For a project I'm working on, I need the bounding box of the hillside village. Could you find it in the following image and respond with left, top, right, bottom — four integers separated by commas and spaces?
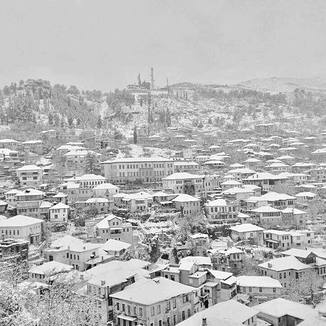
1, 74, 326, 325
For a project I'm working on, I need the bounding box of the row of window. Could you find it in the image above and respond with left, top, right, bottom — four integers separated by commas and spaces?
2, 229, 20, 235
115, 163, 172, 169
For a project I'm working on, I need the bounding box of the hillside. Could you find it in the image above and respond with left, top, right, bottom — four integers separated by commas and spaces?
0, 78, 325, 142
236, 76, 326, 94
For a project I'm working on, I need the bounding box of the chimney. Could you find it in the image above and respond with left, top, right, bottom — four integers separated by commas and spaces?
101, 280, 105, 286
202, 318, 207, 326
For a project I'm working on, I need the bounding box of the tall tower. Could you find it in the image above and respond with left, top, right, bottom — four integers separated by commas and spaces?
150, 67, 154, 90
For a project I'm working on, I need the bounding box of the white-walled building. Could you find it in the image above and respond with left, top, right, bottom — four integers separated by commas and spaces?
0, 215, 43, 244
172, 194, 201, 217
49, 202, 69, 223
102, 157, 174, 184
16, 165, 43, 187
94, 214, 134, 245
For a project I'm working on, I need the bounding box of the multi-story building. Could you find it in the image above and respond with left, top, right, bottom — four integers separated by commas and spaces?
252, 206, 282, 226
111, 277, 201, 326
16, 164, 43, 187
258, 256, 312, 288
0, 138, 20, 150
169, 194, 200, 217
114, 192, 153, 213
67, 174, 107, 189
229, 223, 264, 245
237, 276, 282, 303
288, 230, 314, 248
243, 172, 288, 193
15, 188, 45, 217
0, 215, 43, 244
204, 198, 239, 225
281, 207, 307, 227
163, 172, 219, 197
85, 259, 151, 324
173, 161, 200, 173
161, 262, 220, 308
22, 140, 43, 154
102, 157, 174, 184
49, 202, 69, 223
94, 214, 134, 245
263, 230, 291, 250
44, 235, 102, 271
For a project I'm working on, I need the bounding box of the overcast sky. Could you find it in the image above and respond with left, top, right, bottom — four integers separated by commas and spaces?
1, 0, 326, 90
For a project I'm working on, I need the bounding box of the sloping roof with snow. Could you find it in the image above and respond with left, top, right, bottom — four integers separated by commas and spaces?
230, 223, 264, 233
0, 215, 43, 227
237, 276, 282, 288
172, 194, 200, 202
177, 300, 257, 326
111, 277, 195, 305
259, 256, 311, 271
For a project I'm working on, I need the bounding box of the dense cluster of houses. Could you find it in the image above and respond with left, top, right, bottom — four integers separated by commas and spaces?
1, 128, 326, 325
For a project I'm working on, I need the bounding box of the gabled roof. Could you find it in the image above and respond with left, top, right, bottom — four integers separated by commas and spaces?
49, 202, 69, 210
172, 194, 200, 202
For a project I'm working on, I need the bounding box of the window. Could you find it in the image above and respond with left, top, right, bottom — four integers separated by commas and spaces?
273, 288, 276, 293
151, 306, 155, 316
259, 287, 262, 293
117, 302, 120, 310
182, 311, 185, 321
173, 298, 176, 308
122, 304, 125, 312
157, 305, 161, 314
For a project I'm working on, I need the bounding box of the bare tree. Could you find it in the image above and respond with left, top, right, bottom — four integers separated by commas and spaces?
284, 270, 323, 305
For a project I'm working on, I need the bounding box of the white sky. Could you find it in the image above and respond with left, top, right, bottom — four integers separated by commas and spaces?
1, 0, 326, 90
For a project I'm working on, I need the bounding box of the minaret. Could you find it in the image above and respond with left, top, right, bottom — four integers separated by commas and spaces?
150, 67, 154, 90
137, 73, 141, 86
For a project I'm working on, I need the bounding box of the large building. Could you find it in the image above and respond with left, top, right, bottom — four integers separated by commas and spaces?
111, 277, 201, 326
162, 172, 219, 197
0, 215, 43, 244
102, 157, 174, 184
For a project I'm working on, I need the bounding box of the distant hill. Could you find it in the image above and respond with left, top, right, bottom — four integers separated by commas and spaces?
236, 77, 326, 94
